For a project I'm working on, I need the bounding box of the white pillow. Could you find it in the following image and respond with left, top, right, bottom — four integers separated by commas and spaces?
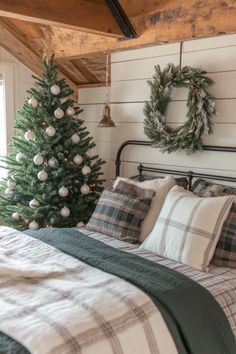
140, 185, 234, 272
113, 176, 176, 243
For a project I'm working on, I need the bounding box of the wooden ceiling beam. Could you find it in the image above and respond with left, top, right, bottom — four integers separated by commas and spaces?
0, 0, 122, 37
0, 20, 78, 100
71, 59, 101, 84
52, 0, 236, 59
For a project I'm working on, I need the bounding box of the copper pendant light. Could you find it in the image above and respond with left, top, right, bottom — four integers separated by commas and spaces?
98, 55, 116, 128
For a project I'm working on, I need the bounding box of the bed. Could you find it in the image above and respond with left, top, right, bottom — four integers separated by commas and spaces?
0, 140, 235, 354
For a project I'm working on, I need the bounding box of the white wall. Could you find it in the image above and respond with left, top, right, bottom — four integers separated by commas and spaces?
0, 47, 35, 142
79, 34, 236, 184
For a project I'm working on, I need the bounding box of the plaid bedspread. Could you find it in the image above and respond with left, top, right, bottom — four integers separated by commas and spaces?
81, 228, 236, 337
0, 226, 177, 354
0, 226, 235, 354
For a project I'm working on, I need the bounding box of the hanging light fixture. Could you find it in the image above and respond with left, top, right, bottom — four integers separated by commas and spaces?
98, 54, 116, 128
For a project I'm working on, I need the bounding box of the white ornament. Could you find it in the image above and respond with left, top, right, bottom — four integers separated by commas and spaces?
45, 126, 56, 137
76, 221, 85, 228
37, 170, 48, 181
5, 188, 13, 197
16, 152, 24, 162
59, 186, 69, 197
71, 133, 80, 144
50, 84, 61, 96
82, 165, 91, 175
73, 154, 83, 165
29, 221, 39, 230
60, 97, 67, 104
66, 107, 75, 116
29, 199, 40, 208
7, 180, 16, 189
12, 212, 20, 220
60, 207, 70, 217
54, 108, 64, 119
48, 157, 58, 168
33, 154, 44, 166
24, 130, 34, 141
86, 149, 92, 156
81, 184, 90, 195
28, 97, 38, 108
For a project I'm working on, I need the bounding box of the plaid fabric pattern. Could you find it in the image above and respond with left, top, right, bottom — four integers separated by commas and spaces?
81, 228, 236, 337
192, 179, 236, 268
86, 182, 155, 243
141, 186, 234, 272
113, 176, 176, 243
0, 226, 178, 354
130, 174, 189, 189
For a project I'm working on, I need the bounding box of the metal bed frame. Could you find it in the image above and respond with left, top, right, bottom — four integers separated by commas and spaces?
115, 140, 236, 190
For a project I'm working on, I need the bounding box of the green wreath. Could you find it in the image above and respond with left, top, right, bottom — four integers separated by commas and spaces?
143, 64, 216, 154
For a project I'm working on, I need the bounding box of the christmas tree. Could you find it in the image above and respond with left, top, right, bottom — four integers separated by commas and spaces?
0, 55, 105, 230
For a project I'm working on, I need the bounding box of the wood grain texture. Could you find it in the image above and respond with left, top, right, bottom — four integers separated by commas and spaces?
0, 0, 236, 89
53, 0, 236, 59
0, 0, 122, 37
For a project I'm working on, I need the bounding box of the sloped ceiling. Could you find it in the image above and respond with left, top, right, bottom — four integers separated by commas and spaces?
0, 0, 235, 94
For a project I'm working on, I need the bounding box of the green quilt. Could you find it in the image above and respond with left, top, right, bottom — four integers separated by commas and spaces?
0, 227, 235, 354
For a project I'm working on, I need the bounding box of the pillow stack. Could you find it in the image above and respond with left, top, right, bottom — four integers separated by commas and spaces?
87, 174, 235, 273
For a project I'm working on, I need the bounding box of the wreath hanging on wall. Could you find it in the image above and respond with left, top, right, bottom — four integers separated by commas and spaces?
143, 64, 216, 154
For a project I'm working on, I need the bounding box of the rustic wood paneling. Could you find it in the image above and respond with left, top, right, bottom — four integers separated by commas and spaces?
0, 0, 122, 36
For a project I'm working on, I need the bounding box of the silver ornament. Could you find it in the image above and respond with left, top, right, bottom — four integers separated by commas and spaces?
50, 84, 61, 96
45, 126, 56, 137
66, 107, 75, 116
71, 133, 80, 144
29, 199, 40, 208
86, 149, 92, 156
7, 180, 16, 189
33, 154, 44, 165
82, 165, 91, 175
81, 184, 90, 195
5, 188, 13, 197
73, 154, 83, 165
37, 170, 48, 181
54, 108, 64, 119
29, 221, 39, 230
28, 97, 38, 108
16, 152, 24, 162
48, 157, 58, 168
12, 212, 20, 220
59, 186, 69, 197
24, 130, 34, 141
60, 207, 70, 217
60, 97, 67, 104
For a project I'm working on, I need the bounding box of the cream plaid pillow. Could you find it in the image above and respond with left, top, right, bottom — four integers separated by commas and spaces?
141, 186, 234, 272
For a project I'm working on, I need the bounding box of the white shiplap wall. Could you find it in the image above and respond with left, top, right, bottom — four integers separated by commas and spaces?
79, 34, 236, 184
0, 47, 35, 142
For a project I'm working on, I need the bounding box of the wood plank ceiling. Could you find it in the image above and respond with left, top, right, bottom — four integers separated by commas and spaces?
0, 0, 235, 95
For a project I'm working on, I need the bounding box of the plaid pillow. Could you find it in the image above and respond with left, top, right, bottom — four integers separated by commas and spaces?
86, 181, 155, 243
130, 174, 189, 190
192, 179, 236, 268
141, 186, 234, 272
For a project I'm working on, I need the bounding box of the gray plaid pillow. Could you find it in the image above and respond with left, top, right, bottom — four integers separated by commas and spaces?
86, 181, 155, 243
192, 179, 236, 268
130, 174, 189, 190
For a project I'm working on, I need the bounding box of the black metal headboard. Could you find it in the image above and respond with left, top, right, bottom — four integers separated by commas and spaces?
115, 140, 236, 190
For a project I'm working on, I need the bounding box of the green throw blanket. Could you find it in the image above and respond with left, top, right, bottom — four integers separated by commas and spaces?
0, 228, 235, 354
